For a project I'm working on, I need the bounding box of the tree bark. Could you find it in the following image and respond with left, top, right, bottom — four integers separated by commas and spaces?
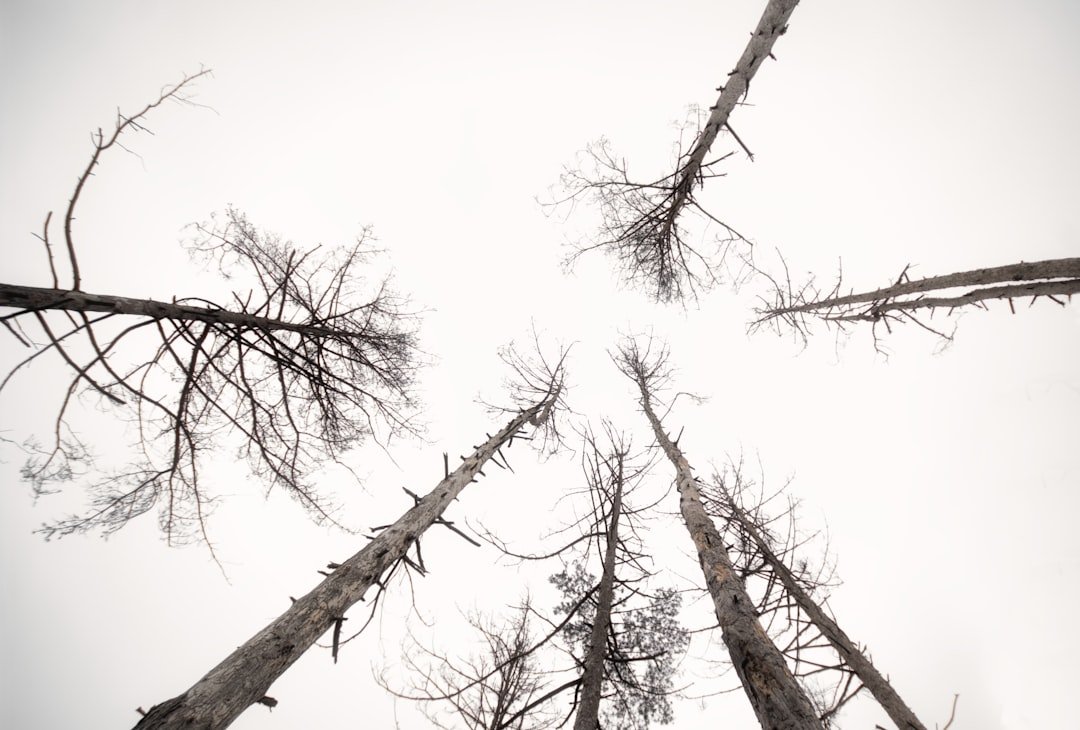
134, 401, 551, 730
719, 485, 927, 730
631, 372, 821, 730
0, 283, 358, 338
572, 462, 624, 730
666, 0, 799, 223
831, 279, 1080, 320
771, 257, 1080, 316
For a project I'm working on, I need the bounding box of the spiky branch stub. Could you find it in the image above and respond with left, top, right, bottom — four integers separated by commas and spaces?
0, 72, 419, 546
751, 256, 1080, 349
558, 0, 799, 302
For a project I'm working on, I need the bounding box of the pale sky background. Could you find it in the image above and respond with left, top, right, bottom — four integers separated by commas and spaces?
2, 1, 1079, 728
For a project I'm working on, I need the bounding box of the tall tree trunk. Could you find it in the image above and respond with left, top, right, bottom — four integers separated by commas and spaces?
718, 485, 927, 730
572, 461, 624, 730
630, 372, 821, 730
134, 401, 553, 730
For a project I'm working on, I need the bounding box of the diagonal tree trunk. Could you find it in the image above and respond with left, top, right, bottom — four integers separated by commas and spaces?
621, 351, 821, 729
665, 0, 799, 227
572, 456, 624, 730
134, 397, 557, 730
717, 483, 927, 730
559, 0, 800, 303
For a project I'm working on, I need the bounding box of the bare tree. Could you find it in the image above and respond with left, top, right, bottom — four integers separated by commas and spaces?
132, 349, 567, 729
477, 426, 688, 730
700, 463, 927, 729
751, 257, 1080, 349
554, 428, 687, 730
615, 337, 823, 729
0, 72, 420, 547
387, 602, 558, 730
558, 0, 800, 302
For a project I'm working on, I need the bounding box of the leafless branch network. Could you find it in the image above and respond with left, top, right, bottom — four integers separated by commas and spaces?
552, 1, 799, 304
0, 72, 420, 547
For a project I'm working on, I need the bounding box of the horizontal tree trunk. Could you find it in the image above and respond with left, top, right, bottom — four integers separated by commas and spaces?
831, 279, 1080, 320
0, 282, 356, 338
133, 404, 546, 730
720, 486, 927, 730
777, 258, 1080, 315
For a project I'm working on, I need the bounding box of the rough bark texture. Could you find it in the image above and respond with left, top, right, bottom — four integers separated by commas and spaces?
632, 374, 821, 730
0, 283, 357, 338
832, 279, 1080, 320
666, 0, 799, 223
774, 258, 1080, 316
133, 403, 548, 730
572, 468, 623, 730
720, 488, 927, 730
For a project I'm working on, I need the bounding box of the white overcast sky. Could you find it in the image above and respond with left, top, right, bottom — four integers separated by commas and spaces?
2, 1, 1079, 728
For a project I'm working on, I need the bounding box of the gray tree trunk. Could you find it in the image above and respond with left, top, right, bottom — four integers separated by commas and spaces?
572, 464, 624, 730
631, 373, 822, 730
133, 402, 552, 730
718, 485, 927, 730
768, 257, 1080, 318
0, 282, 358, 338
665, 0, 799, 224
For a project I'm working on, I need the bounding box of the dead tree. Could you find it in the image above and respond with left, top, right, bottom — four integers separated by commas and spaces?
751, 257, 1080, 348
132, 352, 567, 729
570, 435, 626, 730
615, 338, 822, 730
559, 428, 688, 730
558, 0, 800, 302
700, 464, 926, 729
478, 426, 687, 729
0, 72, 419, 546
385, 603, 558, 730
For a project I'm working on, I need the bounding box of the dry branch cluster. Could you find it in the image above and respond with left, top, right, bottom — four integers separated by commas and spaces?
1, 74, 418, 548
558, 0, 799, 303
10, 0, 1061, 726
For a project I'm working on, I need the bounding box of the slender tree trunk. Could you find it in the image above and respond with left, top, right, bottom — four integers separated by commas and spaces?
631, 374, 821, 730
0, 282, 357, 338
134, 402, 552, 730
573, 462, 624, 730
718, 485, 927, 730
